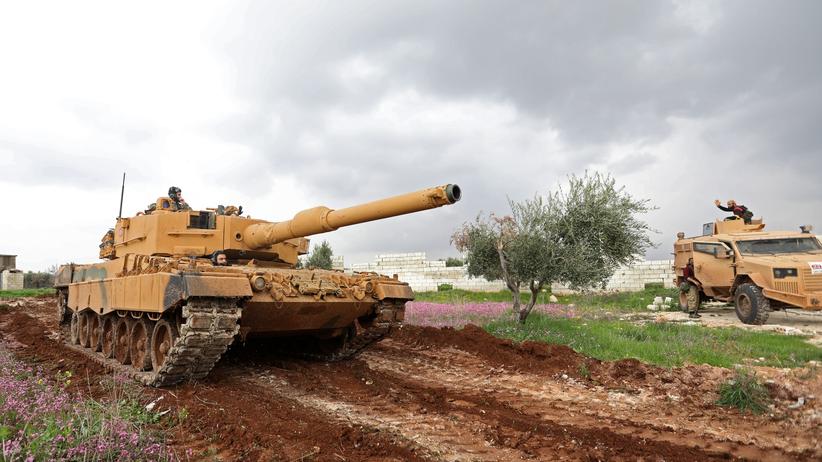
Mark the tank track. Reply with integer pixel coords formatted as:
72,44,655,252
61,297,241,387
297,300,403,362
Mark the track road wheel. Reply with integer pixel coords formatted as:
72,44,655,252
88,313,102,352
734,283,771,325
69,311,80,345
150,319,179,373
100,316,116,359
56,290,70,325
78,311,92,348
129,318,154,371
114,317,133,365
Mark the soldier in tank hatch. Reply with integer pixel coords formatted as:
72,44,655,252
714,199,753,224
168,186,191,211
212,250,229,266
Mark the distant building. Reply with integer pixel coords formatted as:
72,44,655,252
0,254,24,291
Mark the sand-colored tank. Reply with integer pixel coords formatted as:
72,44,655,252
54,184,461,386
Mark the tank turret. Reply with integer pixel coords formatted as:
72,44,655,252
108,184,460,265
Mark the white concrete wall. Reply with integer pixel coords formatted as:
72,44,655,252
346,252,675,293
0,270,24,291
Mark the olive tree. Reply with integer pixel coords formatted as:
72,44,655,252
453,172,654,323
306,240,334,270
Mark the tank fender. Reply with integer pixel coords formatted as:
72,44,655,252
731,273,766,296
373,281,414,301
162,273,252,309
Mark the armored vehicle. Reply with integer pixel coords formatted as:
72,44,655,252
673,217,822,324
54,184,461,386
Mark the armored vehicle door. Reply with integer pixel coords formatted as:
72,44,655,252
692,241,735,298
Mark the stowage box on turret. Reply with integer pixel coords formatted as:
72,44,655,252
54,184,461,386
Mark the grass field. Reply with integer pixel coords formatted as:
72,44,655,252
415,285,679,312
0,288,55,299
485,313,822,368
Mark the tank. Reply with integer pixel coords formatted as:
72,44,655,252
54,184,461,386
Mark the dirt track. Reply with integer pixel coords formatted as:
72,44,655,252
1,297,820,461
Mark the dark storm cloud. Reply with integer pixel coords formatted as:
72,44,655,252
206,0,822,260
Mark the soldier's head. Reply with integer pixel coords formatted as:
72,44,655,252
212,250,228,266
727,199,736,207
168,186,182,201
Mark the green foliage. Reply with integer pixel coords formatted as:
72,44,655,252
717,369,771,414
306,240,334,270
559,286,679,313
452,172,654,323
415,289,535,304
444,257,464,267
0,288,56,299
484,314,822,368
437,283,454,291
24,271,55,289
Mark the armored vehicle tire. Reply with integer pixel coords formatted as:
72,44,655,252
150,319,179,374
114,317,133,365
129,318,154,371
100,316,116,359
78,311,92,348
734,283,771,325
69,311,80,345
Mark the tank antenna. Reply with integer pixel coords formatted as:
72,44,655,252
117,172,126,219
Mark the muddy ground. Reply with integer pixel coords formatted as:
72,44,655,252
1,297,820,461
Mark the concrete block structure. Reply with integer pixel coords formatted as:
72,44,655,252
0,254,23,291
348,252,675,294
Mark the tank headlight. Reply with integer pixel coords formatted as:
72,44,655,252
773,268,798,279
251,275,267,291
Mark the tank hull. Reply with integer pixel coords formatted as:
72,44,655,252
55,255,411,386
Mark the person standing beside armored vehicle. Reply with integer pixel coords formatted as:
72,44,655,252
679,257,701,318
714,199,753,224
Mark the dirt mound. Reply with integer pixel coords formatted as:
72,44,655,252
393,324,591,377
0,311,49,345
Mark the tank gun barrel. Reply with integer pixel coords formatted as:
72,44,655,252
243,184,461,249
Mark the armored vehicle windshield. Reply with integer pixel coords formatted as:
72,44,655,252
735,237,822,255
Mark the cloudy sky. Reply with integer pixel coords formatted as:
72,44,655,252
1,0,820,272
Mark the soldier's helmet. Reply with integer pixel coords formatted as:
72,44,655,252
168,186,182,200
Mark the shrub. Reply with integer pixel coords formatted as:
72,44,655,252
716,368,770,414
444,257,464,267
437,283,454,292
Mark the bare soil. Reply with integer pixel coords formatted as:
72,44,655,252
1,297,820,461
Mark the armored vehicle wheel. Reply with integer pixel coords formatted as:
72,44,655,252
88,314,102,352
150,319,179,373
130,318,155,371
114,317,133,365
100,316,116,359
735,283,771,325
78,311,92,347
678,286,701,313
69,311,80,345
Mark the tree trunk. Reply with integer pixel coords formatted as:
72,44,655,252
496,240,521,320
518,280,544,324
